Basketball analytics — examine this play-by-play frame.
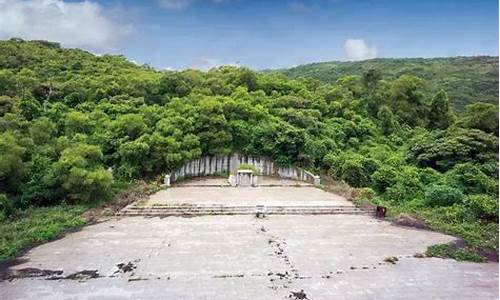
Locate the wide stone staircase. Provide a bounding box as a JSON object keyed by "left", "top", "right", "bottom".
{"left": 117, "top": 203, "right": 371, "bottom": 217}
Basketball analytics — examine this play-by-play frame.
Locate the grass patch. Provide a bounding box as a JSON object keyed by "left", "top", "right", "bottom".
{"left": 426, "top": 244, "right": 486, "bottom": 262}
{"left": 372, "top": 198, "right": 498, "bottom": 262}
{"left": 0, "top": 205, "right": 88, "bottom": 261}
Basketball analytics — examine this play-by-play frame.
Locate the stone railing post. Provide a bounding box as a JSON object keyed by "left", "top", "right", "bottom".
{"left": 164, "top": 174, "right": 171, "bottom": 187}
{"left": 313, "top": 175, "right": 321, "bottom": 186}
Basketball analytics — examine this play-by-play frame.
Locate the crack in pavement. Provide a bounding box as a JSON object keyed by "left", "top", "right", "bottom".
{"left": 253, "top": 219, "right": 313, "bottom": 299}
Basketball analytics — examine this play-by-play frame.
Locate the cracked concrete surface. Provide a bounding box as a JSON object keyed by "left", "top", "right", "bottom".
{"left": 1, "top": 215, "right": 498, "bottom": 300}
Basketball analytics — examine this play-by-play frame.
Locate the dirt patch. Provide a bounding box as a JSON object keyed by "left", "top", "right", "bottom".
{"left": 392, "top": 213, "right": 429, "bottom": 230}
{"left": 289, "top": 289, "right": 309, "bottom": 299}
{"left": 479, "top": 249, "right": 499, "bottom": 262}
{"left": 128, "top": 277, "right": 149, "bottom": 282}
{"left": 115, "top": 261, "right": 138, "bottom": 274}
{"left": 213, "top": 274, "right": 244, "bottom": 278}
{"left": 383, "top": 256, "right": 399, "bottom": 264}
{"left": 1, "top": 268, "right": 100, "bottom": 281}
{"left": 82, "top": 181, "right": 159, "bottom": 223}
{"left": 64, "top": 270, "right": 100, "bottom": 281}
{"left": 319, "top": 175, "right": 353, "bottom": 199}
{"left": 444, "top": 240, "right": 498, "bottom": 263}
{"left": 3, "top": 267, "right": 63, "bottom": 280}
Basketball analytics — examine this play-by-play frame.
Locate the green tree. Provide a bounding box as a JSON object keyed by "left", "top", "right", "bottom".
{"left": 377, "top": 105, "right": 397, "bottom": 135}
{"left": 50, "top": 144, "right": 113, "bottom": 203}
{"left": 428, "top": 90, "right": 454, "bottom": 130}
{"left": 0, "top": 132, "right": 26, "bottom": 193}
{"left": 460, "top": 103, "right": 498, "bottom": 135}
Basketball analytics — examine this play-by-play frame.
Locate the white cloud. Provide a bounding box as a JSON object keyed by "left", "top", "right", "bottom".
{"left": 158, "top": 0, "right": 232, "bottom": 10}
{"left": 192, "top": 58, "right": 239, "bottom": 71}
{"left": 0, "top": 0, "right": 131, "bottom": 51}
{"left": 344, "top": 38, "right": 377, "bottom": 61}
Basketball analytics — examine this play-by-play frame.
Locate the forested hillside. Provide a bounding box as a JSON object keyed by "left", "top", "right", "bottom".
{"left": 273, "top": 57, "right": 499, "bottom": 111}
{"left": 0, "top": 39, "right": 498, "bottom": 261}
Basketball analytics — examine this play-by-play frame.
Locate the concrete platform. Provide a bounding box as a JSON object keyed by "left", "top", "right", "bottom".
{"left": 1, "top": 215, "right": 497, "bottom": 299}
{"left": 146, "top": 186, "right": 351, "bottom": 207}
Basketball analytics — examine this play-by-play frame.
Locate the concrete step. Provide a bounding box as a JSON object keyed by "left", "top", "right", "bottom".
{"left": 126, "top": 205, "right": 360, "bottom": 210}
{"left": 117, "top": 205, "right": 372, "bottom": 216}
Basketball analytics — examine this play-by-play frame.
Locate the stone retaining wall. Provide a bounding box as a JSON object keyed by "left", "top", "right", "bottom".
{"left": 170, "top": 153, "right": 320, "bottom": 185}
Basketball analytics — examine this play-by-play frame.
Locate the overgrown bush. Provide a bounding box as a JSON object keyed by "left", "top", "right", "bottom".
{"left": 384, "top": 167, "right": 425, "bottom": 203}
{"left": 0, "top": 194, "right": 13, "bottom": 220}
{"left": 371, "top": 165, "right": 398, "bottom": 193}
{"left": 336, "top": 153, "right": 379, "bottom": 188}
{"left": 445, "top": 163, "right": 498, "bottom": 195}
{"left": 464, "top": 194, "right": 499, "bottom": 221}
{"left": 424, "top": 184, "right": 465, "bottom": 207}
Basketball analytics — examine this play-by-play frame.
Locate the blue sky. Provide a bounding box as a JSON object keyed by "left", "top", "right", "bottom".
{"left": 0, "top": 0, "right": 498, "bottom": 70}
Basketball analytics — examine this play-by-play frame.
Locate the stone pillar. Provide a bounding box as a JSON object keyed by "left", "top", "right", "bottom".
{"left": 252, "top": 175, "right": 259, "bottom": 187}
{"left": 228, "top": 175, "right": 237, "bottom": 186}
{"left": 313, "top": 176, "right": 321, "bottom": 186}
{"left": 164, "top": 174, "right": 171, "bottom": 187}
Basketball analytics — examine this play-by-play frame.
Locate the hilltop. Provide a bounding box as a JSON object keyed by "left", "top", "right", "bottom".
{"left": 271, "top": 57, "right": 499, "bottom": 111}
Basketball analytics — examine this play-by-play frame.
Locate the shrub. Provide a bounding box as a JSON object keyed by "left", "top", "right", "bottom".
{"left": 0, "top": 193, "right": 13, "bottom": 220}
{"left": 384, "top": 166, "right": 424, "bottom": 203}
{"left": 424, "top": 184, "right": 465, "bottom": 207}
{"left": 418, "top": 167, "right": 443, "bottom": 185}
{"left": 63, "top": 168, "right": 114, "bottom": 204}
{"left": 408, "top": 128, "right": 498, "bottom": 171}
{"left": 445, "top": 163, "right": 498, "bottom": 195}
{"left": 51, "top": 144, "right": 114, "bottom": 204}
{"left": 464, "top": 195, "right": 499, "bottom": 221}
{"left": 339, "top": 154, "right": 379, "bottom": 188}
{"left": 323, "top": 152, "right": 342, "bottom": 178}
{"left": 480, "top": 160, "right": 499, "bottom": 179}
{"left": 357, "top": 187, "right": 376, "bottom": 200}
{"left": 372, "top": 165, "right": 398, "bottom": 193}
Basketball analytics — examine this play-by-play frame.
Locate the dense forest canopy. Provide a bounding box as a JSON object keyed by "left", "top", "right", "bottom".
{"left": 271, "top": 57, "right": 499, "bottom": 111}
{"left": 0, "top": 39, "right": 498, "bottom": 258}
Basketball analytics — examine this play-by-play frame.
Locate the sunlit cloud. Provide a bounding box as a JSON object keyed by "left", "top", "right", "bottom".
{"left": 344, "top": 38, "right": 377, "bottom": 61}
{"left": 0, "top": 0, "right": 131, "bottom": 51}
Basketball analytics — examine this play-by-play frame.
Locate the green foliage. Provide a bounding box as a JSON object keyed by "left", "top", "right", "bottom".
{"left": 372, "top": 165, "right": 398, "bottom": 193}
{"left": 328, "top": 153, "right": 379, "bottom": 188}
{"left": 384, "top": 166, "right": 425, "bottom": 203}
{"left": 408, "top": 128, "right": 499, "bottom": 171}
{"left": 425, "top": 244, "right": 485, "bottom": 262}
{"left": 377, "top": 105, "right": 397, "bottom": 135}
{"left": 0, "top": 194, "right": 13, "bottom": 220}
{"left": 428, "top": 90, "right": 454, "bottom": 129}
{"left": 424, "top": 185, "right": 465, "bottom": 207}
{"left": 51, "top": 144, "right": 114, "bottom": 204}
{"left": 445, "top": 163, "right": 498, "bottom": 195}
{"left": 274, "top": 56, "right": 499, "bottom": 111}
{"left": 463, "top": 194, "right": 499, "bottom": 222}
{"left": 355, "top": 187, "right": 377, "bottom": 203}
{"left": 0, "top": 131, "right": 27, "bottom": 193}
{"left": 460, "top": 102, "right": 499, "bottom": 135}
